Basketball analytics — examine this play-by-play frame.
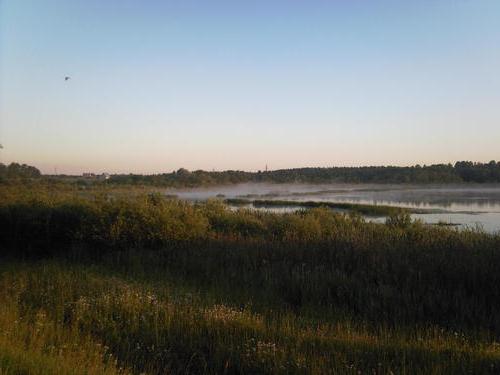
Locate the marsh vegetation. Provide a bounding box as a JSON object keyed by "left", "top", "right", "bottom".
{"left": 223, "top": 198, "right": 443, "bottom": 216}
{"left": 1, "top": 183, "right": 500, "bottom": 373}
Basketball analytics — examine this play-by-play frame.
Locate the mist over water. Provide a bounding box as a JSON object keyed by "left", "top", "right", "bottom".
{"left": 168, "top": 183, "right": 500, "bottom": 233}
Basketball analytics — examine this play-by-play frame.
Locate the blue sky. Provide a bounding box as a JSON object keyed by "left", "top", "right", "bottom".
{"left": 1, "top": 0, "right": 499, "bottom": 174}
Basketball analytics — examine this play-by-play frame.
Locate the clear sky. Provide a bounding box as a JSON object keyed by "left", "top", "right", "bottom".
{"left": 1, "top": 0, "right": 499, "bottom": 174}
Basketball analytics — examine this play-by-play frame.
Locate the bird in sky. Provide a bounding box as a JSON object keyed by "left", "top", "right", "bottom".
{"left": 64, "top": 76, "right": 71, "bottom": 81}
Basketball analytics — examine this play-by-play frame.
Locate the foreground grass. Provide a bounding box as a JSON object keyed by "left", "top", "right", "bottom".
{"left": 0, "top": 274, "right": 129, "bottom": 375}
{"left": 1, "top": 261, "right": 500, "bottom": 374}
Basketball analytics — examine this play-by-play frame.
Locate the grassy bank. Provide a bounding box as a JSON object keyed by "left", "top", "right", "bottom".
{"left": 224, "top": 198, "right": 445, "bottom": 216}
{"left": 1, "top": 185, "right": 500, "bottom": 373}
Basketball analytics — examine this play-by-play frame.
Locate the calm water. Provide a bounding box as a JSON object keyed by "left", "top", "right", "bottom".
{"left": 168, "top": 183, "right": 500, "bottom": 233}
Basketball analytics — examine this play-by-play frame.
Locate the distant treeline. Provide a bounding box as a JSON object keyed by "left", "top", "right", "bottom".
{"left": 108, "top": 161, "right": 500, "bottom": 186}
{"left": 3, "top": 161, "right": 500, "bottom": 186}
{"left": 0, "top": 162, "right": 41, "bottom": 181}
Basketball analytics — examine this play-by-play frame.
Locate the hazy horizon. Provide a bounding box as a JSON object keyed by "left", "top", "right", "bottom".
{"left": 1, "top": 0, "right": 499, "bottom": 174}
{"left": 4, "top": 160, "right": 500, "bottom": 177}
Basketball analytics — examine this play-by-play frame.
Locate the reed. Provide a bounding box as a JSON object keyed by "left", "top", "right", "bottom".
{"left": 1, "top": 184, "right": 500, "bottom": 373}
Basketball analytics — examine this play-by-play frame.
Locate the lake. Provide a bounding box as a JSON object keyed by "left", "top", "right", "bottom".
{"left": 168, "top": 183, "right": 500, "bottom": 233}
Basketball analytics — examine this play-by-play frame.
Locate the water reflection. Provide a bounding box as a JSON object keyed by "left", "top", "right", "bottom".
{"left": 168, "top": 183, "right": 500, "bottom": 233}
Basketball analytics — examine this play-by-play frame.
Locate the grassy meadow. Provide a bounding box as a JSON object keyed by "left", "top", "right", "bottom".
{"left": 1, "top": 184, "right": 500, "bottom": 374}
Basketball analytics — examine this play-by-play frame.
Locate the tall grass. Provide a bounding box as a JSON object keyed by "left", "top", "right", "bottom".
{"left": 1, "top": 262, "right": 500, "bottom": 374}
{"left": 1, "top": 185, "right": 500, "bottom": 373}
{"left": 0, "top": 268, "right": 129, "bottom": 375}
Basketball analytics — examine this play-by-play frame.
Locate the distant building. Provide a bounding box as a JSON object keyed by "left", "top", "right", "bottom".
{"left": 82, "top": 172, "right": 109, "bottom": 180}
